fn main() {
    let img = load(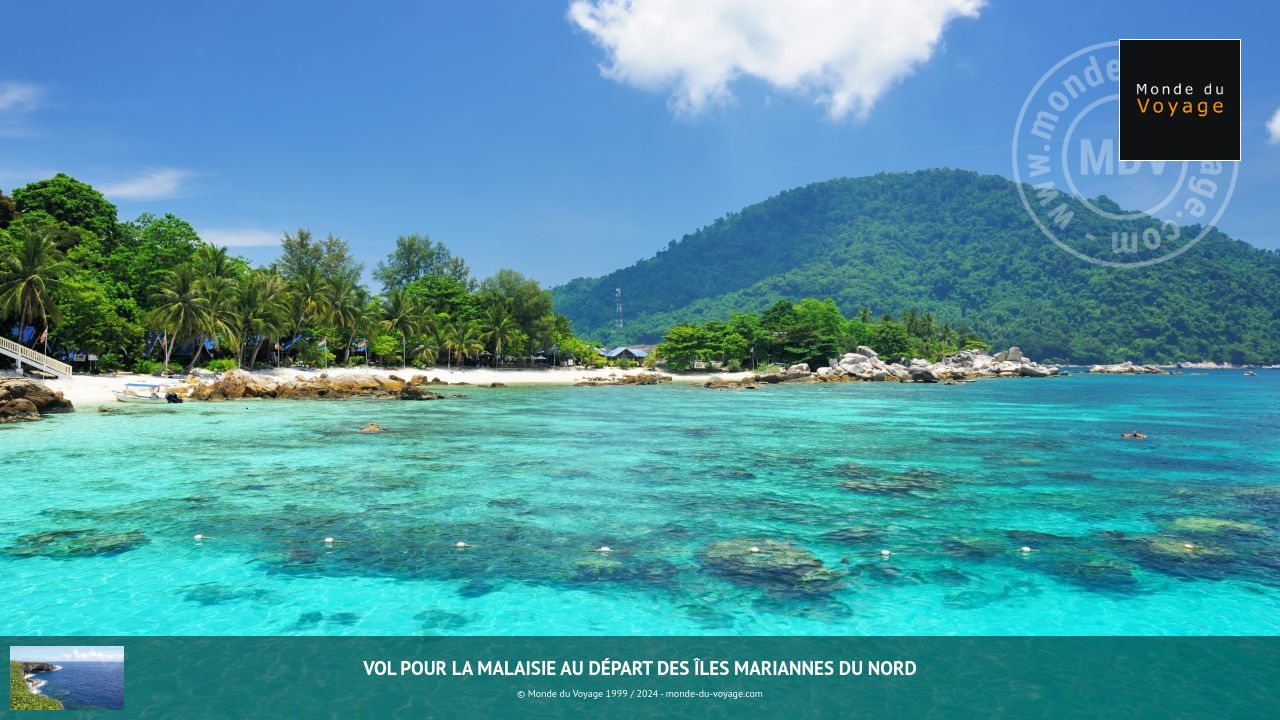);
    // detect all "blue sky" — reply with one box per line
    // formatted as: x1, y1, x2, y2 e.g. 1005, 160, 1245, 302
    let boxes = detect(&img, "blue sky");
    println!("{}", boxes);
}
10, 646, 124, 663
1, 1, 1277, 287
